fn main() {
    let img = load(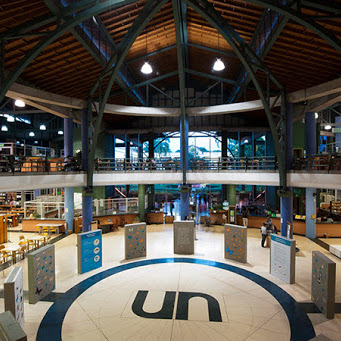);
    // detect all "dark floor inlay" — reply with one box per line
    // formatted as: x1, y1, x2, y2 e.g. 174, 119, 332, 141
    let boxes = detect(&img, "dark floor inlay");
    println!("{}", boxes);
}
37, 258, 316, 341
